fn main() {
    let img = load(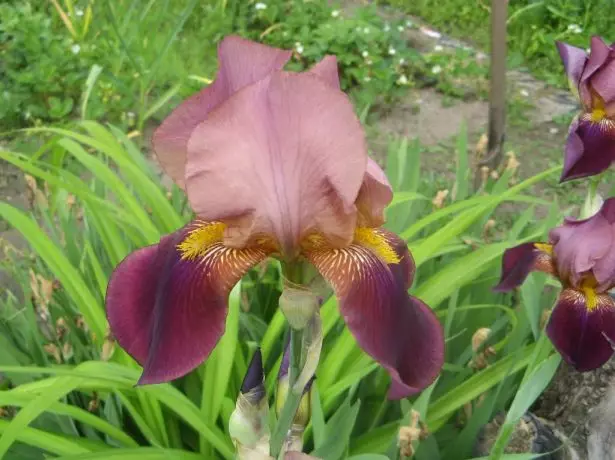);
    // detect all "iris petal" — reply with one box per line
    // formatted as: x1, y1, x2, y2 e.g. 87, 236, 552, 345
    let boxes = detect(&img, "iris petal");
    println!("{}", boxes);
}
547, 288, 615, 371
561, 116, 615, 181
185, 72, 367, 255
556, 41, 587, 96
305, 229, 443, 399
152, 36, 291, 188
493, 242, 555, 292
106, 223, 269, 384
